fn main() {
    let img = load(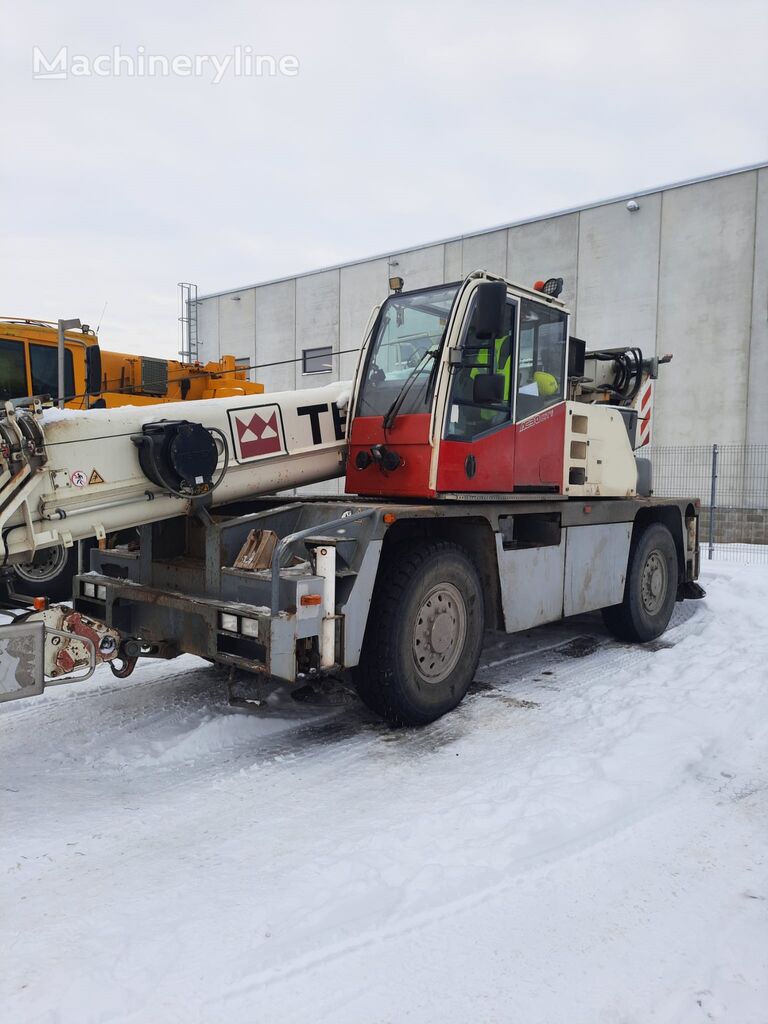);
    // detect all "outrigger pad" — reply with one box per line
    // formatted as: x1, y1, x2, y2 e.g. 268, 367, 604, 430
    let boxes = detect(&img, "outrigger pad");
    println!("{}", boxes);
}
233, 529, 279, 571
